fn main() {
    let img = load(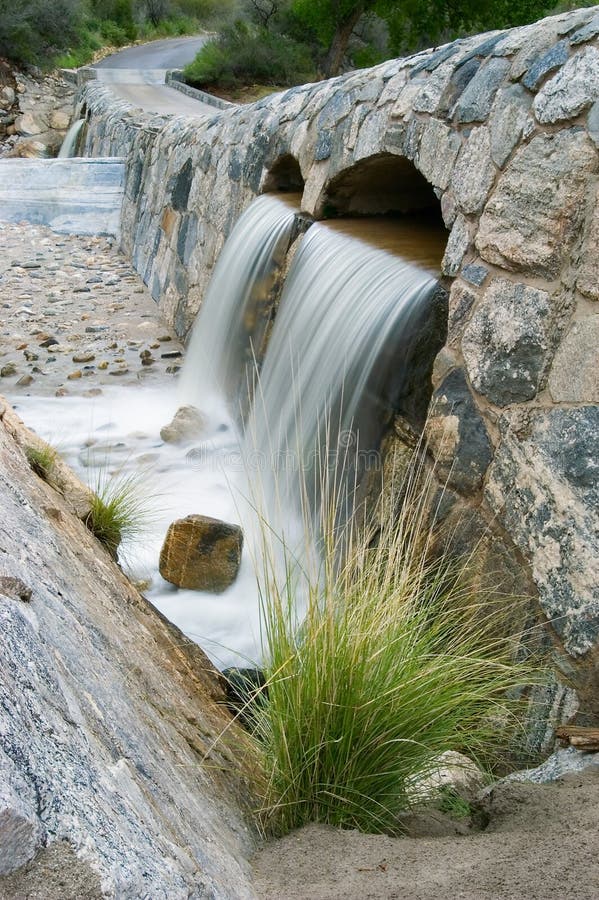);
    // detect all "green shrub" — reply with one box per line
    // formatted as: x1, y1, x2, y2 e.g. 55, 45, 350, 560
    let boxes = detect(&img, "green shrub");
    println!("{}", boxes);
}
249, 452, 543, 836
184, 20, 316, 88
